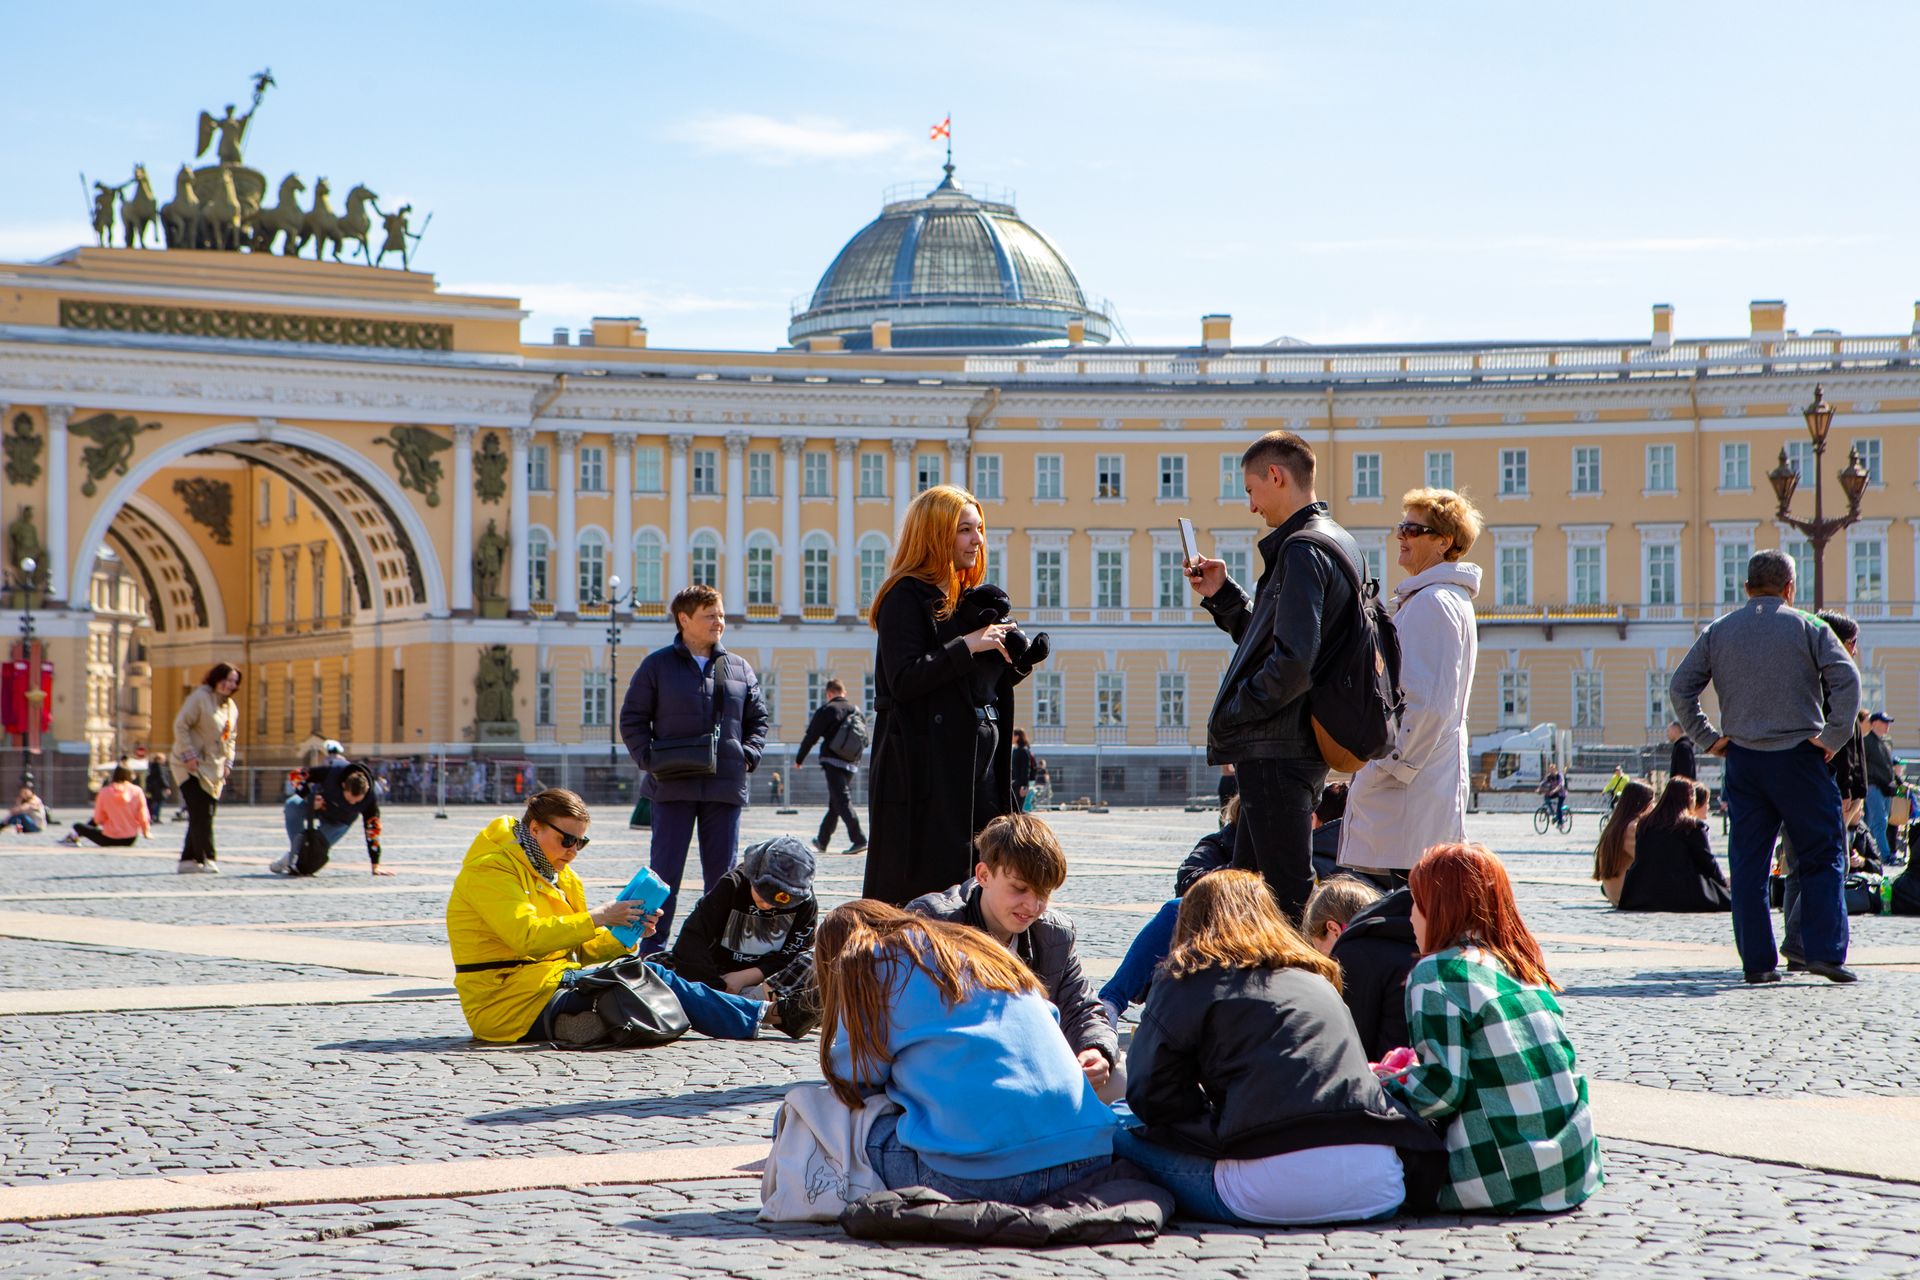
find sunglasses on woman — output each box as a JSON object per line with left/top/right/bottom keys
{"left": 1395, "top": 520, "right": 1440, "bottom": 539}
{"left": 543, "top": 826, "right": 590, "bottom": 851}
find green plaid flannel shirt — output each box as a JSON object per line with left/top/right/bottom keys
{"left": 1385, "top": 947, "right": 1602, "bottom": 1213}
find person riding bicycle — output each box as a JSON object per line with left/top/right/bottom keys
{"left": 1601, "top": 765, "right": 1629, "bottom": 812}
{"left": 1538, "top": 764, "right": 1570, "bottom": 823}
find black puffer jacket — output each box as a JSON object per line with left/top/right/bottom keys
{"left": 907, "top": 880, "right": 1118, "bottom": 1067}
{"left": 1126, "top": 963, "right": 1442, "bottom": 1160}
{"left": 1173, "top": 821, "right": 1237, "bottom": 898}
{"left": 1329, "top": 887, "right": 1418, "bottom": 1061}
{"left": 840, "top": 1163, "right": 1172, "bottom": 1245}
{"left": 621, "top": 636, "right": 767, "bottom": 806}
{"left": 1201, "top": 504, "right": 1358, "bottom": 765}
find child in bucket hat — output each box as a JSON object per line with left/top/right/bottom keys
{"left": 668, "top": 836, "right": 818, "bottom": 999}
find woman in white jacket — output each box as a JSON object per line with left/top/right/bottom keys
{"left": 1339, "top": 489, "right": 1483, "bottom": 879}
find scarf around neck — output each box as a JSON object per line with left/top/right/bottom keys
{"left": 512, "top": 818, "right": 559, "bottom": 886}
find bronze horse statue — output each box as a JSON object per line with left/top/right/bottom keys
{"left": 198, "top": 166, "right": 244, "bottom": 251}
{"left": 121, "top": 166, "right": 159, "bottom": 249}
{"left": 252, "top": 173, "right": 306, "bottom": 255}
{"left": 160, "top": 165, "right": 202, "bottom": 250}
{"left": 302, "top": 180, "right": 378, "bottom": 263}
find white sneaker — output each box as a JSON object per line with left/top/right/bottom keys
{"left": 176, "top": 860, "right": 209, "bottom": 874}
{"left": 267, "top": 855, "right": 293, "bottom": 876}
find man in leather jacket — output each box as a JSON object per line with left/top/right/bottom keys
{"left": 1184, "top": 430, "right": 1358, "bottom": 922}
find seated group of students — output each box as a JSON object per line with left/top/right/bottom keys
{"left": 446, "top": 787, "right": 1601, "bottom": 1227}
{"left": 1591, "top": 776, "right": 1734, "bottom": 913}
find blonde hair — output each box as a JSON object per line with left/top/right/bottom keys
{"left": 1164, "top": 870, "right": 1343, "bottom": 990}
{"left": 1302, "top": 875, "right": 1382, "bottom": 944}
{"left": 1401, "top": 487, "right": 1484, "bottom": 561}
{"left": 869, "top": 485, "right": 985, "bottom": 627}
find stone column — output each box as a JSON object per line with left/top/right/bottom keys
{"left": 891, "top": 436, "right": 914, "bottom": 535}
{"left": 835, "top": 437, "right": 858, "bottom": 619}
{"left": 611, "top": 433, "right": 634, "bottom": 613}
{"left": 780, "top": 437, "right": 804, "bottom": 618}
{"left": 668, "top": 434, "right": 692, "bottom": 591}
{"left": 555, "top": 430, "right": 581, "bottom": 614}
{"left": 46, "top": 404, "right": 70, "bottom": 601}
{"left": 509, "top": 427, "right": 532, "bottom": 613}
{"left": 947, "top": 437, "right": 970, "bottom": 495}
{"left": 724, "top": 432, "right": 749, "bottom": 608}
{"left": 451, "top": 424, "right": 476, "bottom": 613}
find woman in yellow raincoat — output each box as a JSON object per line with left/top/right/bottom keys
{"left": 445, "top": 787, "right": 818, "bottom": 1045}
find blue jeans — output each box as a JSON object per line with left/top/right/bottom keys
{"left": 1111, "top": 1128, "right": 1246, "bottom": 1224}
{"left": 1866, "top": 787, "right": 1893, "bottom": 864}
{"left": 283, "top": 796, "right": 353, "bottom": 857}
{"left": 645, "top": 800, "right": 741, "bottom": 953}
{"left": 523, "top": 959, "right": 762, "bottom": 1042}
{"left": 1100, "top": 899, "right": 1181, "bottom": 1010}
{"left": 864, "top": 1111, "right": 1111, "bottom": 1206}
{"left": 1726, "top": 742, "right": 1848, "bottom": 973}
{"left": 2, "top": 812, "right": 40, "bottom": 833}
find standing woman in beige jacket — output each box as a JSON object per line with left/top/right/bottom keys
{"left": 171, "top": 664, "right": 241, "bottom": 873}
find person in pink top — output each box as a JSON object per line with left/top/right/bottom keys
{"left": 59, "top": 766, "right": 153, "bottom": 847}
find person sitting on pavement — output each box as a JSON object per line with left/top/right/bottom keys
{"left": 818, "top": 898, "right": 1118, "bottom": 1206}
{"left": 1117, "top": 870, "right": 1442, "bottom": 1227}
{"left": 668, "top": 835, "right": 818, "bottom": 1000}
{"left": 1098, "top": 797, "right": 1240, "bottom": 1027}
{"left": 1618, "top": 778, "right": 1732, "bottom": 913}
{"left": 271, "top": 743, "right": 389, "bottom": 877}
{"left": 1381, "top": 842, "right": 1602, "bottom": 1214}
{"left": 908, "top": 812, "right": 1120, "bottom": 1100}
{"left": 59, "top": 766, "right": 152, "bottom": 847}
{"left": 1, "top": 785, "right": 45, "bottom": 834}
{"left": 1591, "top": 778, "right": 1655, "bottom": 907}
{"left": 1311, "top": 876, "right": 1419, "bottom": 1065}
{"left": 445, "top": 787, "right": 818, "bottom": 1046}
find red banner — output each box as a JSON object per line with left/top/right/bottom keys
{"left": 2, "top": 659, "right": 53, "bottom": 735}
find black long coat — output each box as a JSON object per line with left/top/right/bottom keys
{"left": 863, "top": 577, "right": 1017, "bottom": 905}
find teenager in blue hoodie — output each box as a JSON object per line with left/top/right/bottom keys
{"left": 818, "top": 899, "right": 1116, "bottom": 1205}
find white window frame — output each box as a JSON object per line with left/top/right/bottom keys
{"left": 1220, "top": 452, "right": 1247, "bottom": 500}
{"left": 747, "top": 450, "right": 773, "bottom": 498}
{"left": 1499, "top": 448, "right": 1529, "bottom": 497}
{"left": 802, "top": 533, "right": 832, "bottom": 608}
{"left": 1645, "top": 443, "right": 1677, "bottom": 495}
{"left": 1352, "top": 452, "right": 1382, "bottom": 501}
{"left": 578, "top": 445, "right": 606, "bottom": 493}
{"left": 691, "top": 449, "right": 719, "bottom": 496}
{"left": 1572, "top": 446, "right": 1602, "bottom": 496}
{"left": 1157, "top": 671, "right": 1187, "bottom": 728}
{"left": 859, "top": 452, "right": 887, "bottom": 498}
{"left": 1719, "top": 441, "right": 1750, "bottom": 493}
{"left": 1095, "top": 454, "right": 1124, "bottom": 501}
{"left": 973, "top": 453, "right": 1002, "bottom": 500}
{"left": 803, "top": 450, "right": 830, "bottom": 498}
{"left": 1036, "top": 454, "right": 1064, "bottom": 501}
{"left": 745, "top": 533, "right": 776, "bottom": 608}
{"left": 1158, "top": 454, "right": 1187, "bottom": 501}
{"left": 1095, "top": 671, "right": 1126, "bottom": 727}
{"left": 915, "top": 453, "right": 942, "bottom": 493}
{"left": 634, "top": 445, "right": 664, "bottom": 494}
{"left": 1499, "top": 668, "right": 1530, "bottom": 728}
{"left": 1425, "top": 450, "right": 1454, "bottom": 491}
{"left": 527, "top": 444, "right": 550, "bottom": 492}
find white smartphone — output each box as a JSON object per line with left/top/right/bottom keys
{"left": 1177, "top": 517, "right": 1202, "bottom": 565}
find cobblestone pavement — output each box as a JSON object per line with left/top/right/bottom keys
{"left": 4, "top": 803, "right": 1919, "bottom": 1277}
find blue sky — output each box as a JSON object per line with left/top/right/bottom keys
{"left": 6, "top": 2, "right": 1918, "bottom": 351}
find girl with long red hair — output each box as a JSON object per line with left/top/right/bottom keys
{"left": 863, "top": 485, "right": 1021, "bottom": 904}
{"left": 1384, "top": 842, "right": 1602, "bottom": 1213}
{"left": 815, "top": 899, "right": 1116, "bottom": 1204}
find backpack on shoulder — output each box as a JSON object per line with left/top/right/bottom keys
{"left": 826, "top": 705, "right": 871, "bottom": 763}
{"left": 293, "top": 789, "right": 330, "bottom": 876}
{"left": 1284, "top": 528, "right": 1406, "bottom": 774}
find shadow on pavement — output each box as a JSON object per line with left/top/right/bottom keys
{"left": 317, "top": 1035, "right": 528, "bottom": 1054}
{"left": 1561, "top": 970, "right": 1751, "bottom": 998}
{"left": 471, "top": 1082, "right": 793, "bottom": 1125}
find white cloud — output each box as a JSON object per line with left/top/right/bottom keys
{"left": 0, "top": 221, "right": 92, "bottom": 260}
{"left": 666, "top": 113, "right": 912, "bottom": 165}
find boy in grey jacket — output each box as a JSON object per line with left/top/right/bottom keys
{"left": 1671, "top": 549, "right": 1859, "bottom": 984}
{"left": 907, "top": 812, "right": 1120, "bottom": 1098}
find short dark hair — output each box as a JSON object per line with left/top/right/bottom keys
{"left": 670, "top": 584, "right": 722, "bottom": 631}
{"left": 1241, "top": 430, "right": 1315, "bottom": 489}
{"left": 201, "top": 663, "right": 242, "bottom": 691}
{"left": 1747, "top": 549, "right": 1794, "bottom": 595}
{"left": 974, "top": 812, "right": 1069, "bottom": 895}
{"left": 342, "top": 771, "right": 369, "bottom": 798}
{"left": 110, "top": 765, "right": 132, "bottom": 784}
{"left": 524, "top": 787, "right": 590, "bottom": 829}
{"left": 824, "top": 678, "right": 844, "bottom": 695}
{"left": 1818, "top": 609, "right": 1859, "bottom": 645}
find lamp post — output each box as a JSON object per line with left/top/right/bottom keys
{"left": 1767, "top": 384, "right": 1870, "bottom": 611}
{"left": 11, "top": 557, "right": 39, "bottom": 790}
{"left": 596, "top": 575, "right": 636, "bottom": 767}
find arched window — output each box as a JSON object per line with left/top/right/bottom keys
{"left": 527, "top": 528, "right": 551, "bottom": 603}
{"left": 690, "top": 531, "right": 720, "bottom": 589}
{"left": 577, "top": 529, "right": 607, "bottom": 604}
{"left": 633, "top": 531, "right": 664, "bottom": 603}
{"left": 802, "top": 532, "right": 832, "bottom": 610}
{"left": 858, "top": 533, "right": 890, "bottom": 613}
{"left": 746, "top": 532, "right": 776, "bottom": 608}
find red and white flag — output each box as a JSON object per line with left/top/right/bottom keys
{"left": 929, "top": 115, "right": 951, "bottom": 142}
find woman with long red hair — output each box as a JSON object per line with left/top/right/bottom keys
{"left": 1384, "top": 842, "right": 1602, "bottom": 1213}
{"left": 863, "top": 485, "right": 1020, "bottom": 904}
{"left": 814, "top": 899, "right": 1116, "bottom": 1204}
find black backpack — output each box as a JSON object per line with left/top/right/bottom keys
{"left": 826, "top": 704, "right": 871, "bottom": 763}
{"left": 1283, "top": 528, "right": 1405, "bottom": 774}
{"left": 293, "top": 782, "right": 330, "bottom": 876}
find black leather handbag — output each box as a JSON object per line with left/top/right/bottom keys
{"left": 561, "top": 955, "right": 691, "bottom": 1049}
{"left": 648, "top": 658, "right": 728, "bottom": 781}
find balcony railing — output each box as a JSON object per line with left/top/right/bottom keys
{"left": 1479, "top": 600, "right": 1913, "bottom": 631}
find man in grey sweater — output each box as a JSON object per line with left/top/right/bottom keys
{"left": 1671, "top": 549, "right": 1860, "bottom": 984}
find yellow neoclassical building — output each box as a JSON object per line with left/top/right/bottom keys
{"left": 6, "top": 163, "right": 1920, "bottom": 804}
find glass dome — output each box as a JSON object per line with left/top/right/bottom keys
{"left": 789, "top": 166, "right": 1113, "bottom": 350}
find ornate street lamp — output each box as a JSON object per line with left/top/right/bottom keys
{"left": 11, "top": 557, "right": 39, "bottom": 790}
{"left": 1769, "top": 385, "right": 1868, "bottom": 611}
{"left": 595, "top": 576, "right": 637, "bottom": 769}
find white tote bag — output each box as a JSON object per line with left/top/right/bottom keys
{"left": 757, "top": 1083, "right": 898, "bottom": 1223}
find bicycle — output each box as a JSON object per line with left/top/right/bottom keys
{"left": 1534, "top": 800, "right": 1574, "bottom": 835}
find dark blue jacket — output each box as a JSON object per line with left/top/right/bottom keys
{"left": 620, "top": 636, "right": 767, "bottom": 806}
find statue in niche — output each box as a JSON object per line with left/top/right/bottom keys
{"left": 472, "top": 518, "right": 509, "bottom": 610}
{"left": 473, "top": 431, "right": 508, "bottom": 504}
{"left": 4, "top": 413, "right": 42, "bottom": 487}
{"left": 474, "top": 645, "right": 519, "bottom": 728}
{"left": 7, "top": 507, "right": 43, "bottom": 583}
